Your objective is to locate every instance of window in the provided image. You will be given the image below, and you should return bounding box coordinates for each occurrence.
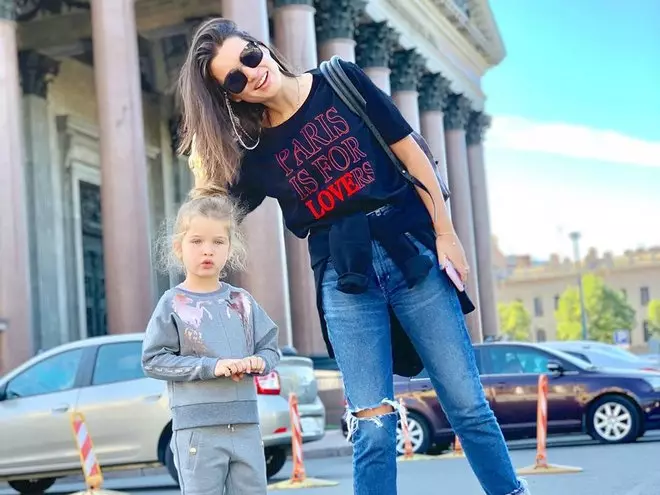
[554,295,560,310]
[643,321,652,343]
[484,347,550,375]
[621,289,627,299]
[641,287,650,306]
[92,342,145,386]
[536,329,547,342]
[534,297,544,317]
[6,349,83,399]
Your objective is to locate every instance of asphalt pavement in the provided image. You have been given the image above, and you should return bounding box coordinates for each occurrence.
[2,434,659,495]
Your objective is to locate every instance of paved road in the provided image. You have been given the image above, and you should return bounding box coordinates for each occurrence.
[3,435,659,495]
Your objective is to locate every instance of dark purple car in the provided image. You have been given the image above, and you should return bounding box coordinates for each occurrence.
[341,342,660,454]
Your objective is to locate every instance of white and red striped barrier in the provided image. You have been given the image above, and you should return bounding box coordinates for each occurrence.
[268,393,338,490]
[516,374,583,475]
[70,412,103,490]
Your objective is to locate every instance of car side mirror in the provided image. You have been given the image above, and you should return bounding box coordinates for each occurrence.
[547,361,563,375]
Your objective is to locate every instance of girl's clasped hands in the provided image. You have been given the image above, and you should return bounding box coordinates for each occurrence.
[214,355,266,382]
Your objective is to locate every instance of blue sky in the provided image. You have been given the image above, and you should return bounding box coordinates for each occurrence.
[481,0,660,259]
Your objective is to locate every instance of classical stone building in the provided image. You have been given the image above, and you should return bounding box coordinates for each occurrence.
[496,245,660,350]
[0,0,505,372]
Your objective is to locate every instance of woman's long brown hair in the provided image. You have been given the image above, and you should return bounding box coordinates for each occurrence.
[177,18,297,189]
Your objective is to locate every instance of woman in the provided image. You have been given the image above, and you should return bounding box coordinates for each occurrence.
[178,17,530,495]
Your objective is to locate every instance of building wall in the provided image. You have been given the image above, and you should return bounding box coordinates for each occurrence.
[496,250,660,348]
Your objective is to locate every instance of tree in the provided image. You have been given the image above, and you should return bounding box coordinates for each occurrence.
[498,301,531,341]
[555,273,636,343]
[648,299,660,337]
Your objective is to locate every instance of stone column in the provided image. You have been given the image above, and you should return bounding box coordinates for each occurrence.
[0,4,34,372]
[418,72,451,196]
[223,0,293,346]
[389,49,425,133]
[90,0,154,334]
[443,93,482,342]
[273,0,317,72]
[315,0,365,63]
[467,111,499,340]
[19,50,69,351]
[222,0,269,41]
[272,0,323,354]
[355,21,398,95]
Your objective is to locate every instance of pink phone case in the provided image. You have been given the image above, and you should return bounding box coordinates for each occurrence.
[444,260,465,291]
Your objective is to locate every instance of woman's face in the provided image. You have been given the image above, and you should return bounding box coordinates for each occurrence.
[209,36,283,103]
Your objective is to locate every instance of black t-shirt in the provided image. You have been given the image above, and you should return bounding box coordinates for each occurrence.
[230,60,414,238]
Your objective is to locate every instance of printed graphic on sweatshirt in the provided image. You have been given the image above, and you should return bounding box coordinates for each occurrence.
[226,291,254,354]
[273,106,376,220]
[172,294,212,356]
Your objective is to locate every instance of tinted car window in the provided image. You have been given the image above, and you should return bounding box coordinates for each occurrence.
[92,342,145,386]
[485,347,550,375]
[6,348,84,399]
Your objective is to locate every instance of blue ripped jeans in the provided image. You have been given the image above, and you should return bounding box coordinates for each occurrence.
[322,237,530,495]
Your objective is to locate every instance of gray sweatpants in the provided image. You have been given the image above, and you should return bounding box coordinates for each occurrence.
[170,423,267,494]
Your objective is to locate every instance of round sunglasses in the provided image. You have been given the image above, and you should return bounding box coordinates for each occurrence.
[222,41,264,94]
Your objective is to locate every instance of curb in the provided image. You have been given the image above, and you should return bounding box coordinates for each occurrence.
[303,443,353,460]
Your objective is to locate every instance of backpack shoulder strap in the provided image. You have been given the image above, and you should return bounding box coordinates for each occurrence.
[319,56,424,192]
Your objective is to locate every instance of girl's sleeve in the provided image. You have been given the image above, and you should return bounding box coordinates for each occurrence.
[141,294,219,382]
[249,295,281,375]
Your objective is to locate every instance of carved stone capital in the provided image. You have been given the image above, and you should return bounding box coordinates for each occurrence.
[389,49,425,92]
[466,111,491,145]
[418,73,451,112]
[273,0,313,6]
[0,0,15,20]
[314,0,366,43]
[355,21,398,69]
[18,50,60,98]
[443,93,472,130]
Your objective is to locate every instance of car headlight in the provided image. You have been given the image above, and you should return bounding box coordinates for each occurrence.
[644,376,660,391]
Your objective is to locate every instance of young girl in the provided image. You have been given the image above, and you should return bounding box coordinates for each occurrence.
[141,190,279,495]
[177,17,530,495]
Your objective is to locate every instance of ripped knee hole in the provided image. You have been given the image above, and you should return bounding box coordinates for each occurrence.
[354,404,394,418]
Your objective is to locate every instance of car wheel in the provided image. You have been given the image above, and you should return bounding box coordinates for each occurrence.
[588,395,640,444]
[8,478,56,494]
[164,444,179,486]
[265,447,287,479]
[396,411,431,455]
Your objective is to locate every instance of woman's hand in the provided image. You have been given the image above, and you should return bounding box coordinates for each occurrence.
[435,232,470,282]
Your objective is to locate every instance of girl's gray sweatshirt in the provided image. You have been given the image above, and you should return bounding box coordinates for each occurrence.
[141,284,280,431]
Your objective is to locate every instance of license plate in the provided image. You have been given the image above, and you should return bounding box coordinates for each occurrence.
[300,417,319,434]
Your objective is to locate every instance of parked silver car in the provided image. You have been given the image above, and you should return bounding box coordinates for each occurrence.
[0,334,296,494]
[540,341,660,373]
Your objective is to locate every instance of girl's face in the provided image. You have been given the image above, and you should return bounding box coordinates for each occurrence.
[209,36,283,103]
[176,216,230,281]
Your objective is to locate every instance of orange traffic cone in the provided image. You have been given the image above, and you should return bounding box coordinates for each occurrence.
[268,393,338,490]
[397,398,435,462]
[436,433,466,460]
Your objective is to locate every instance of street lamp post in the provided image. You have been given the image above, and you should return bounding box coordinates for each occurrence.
[569,232,589,340]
